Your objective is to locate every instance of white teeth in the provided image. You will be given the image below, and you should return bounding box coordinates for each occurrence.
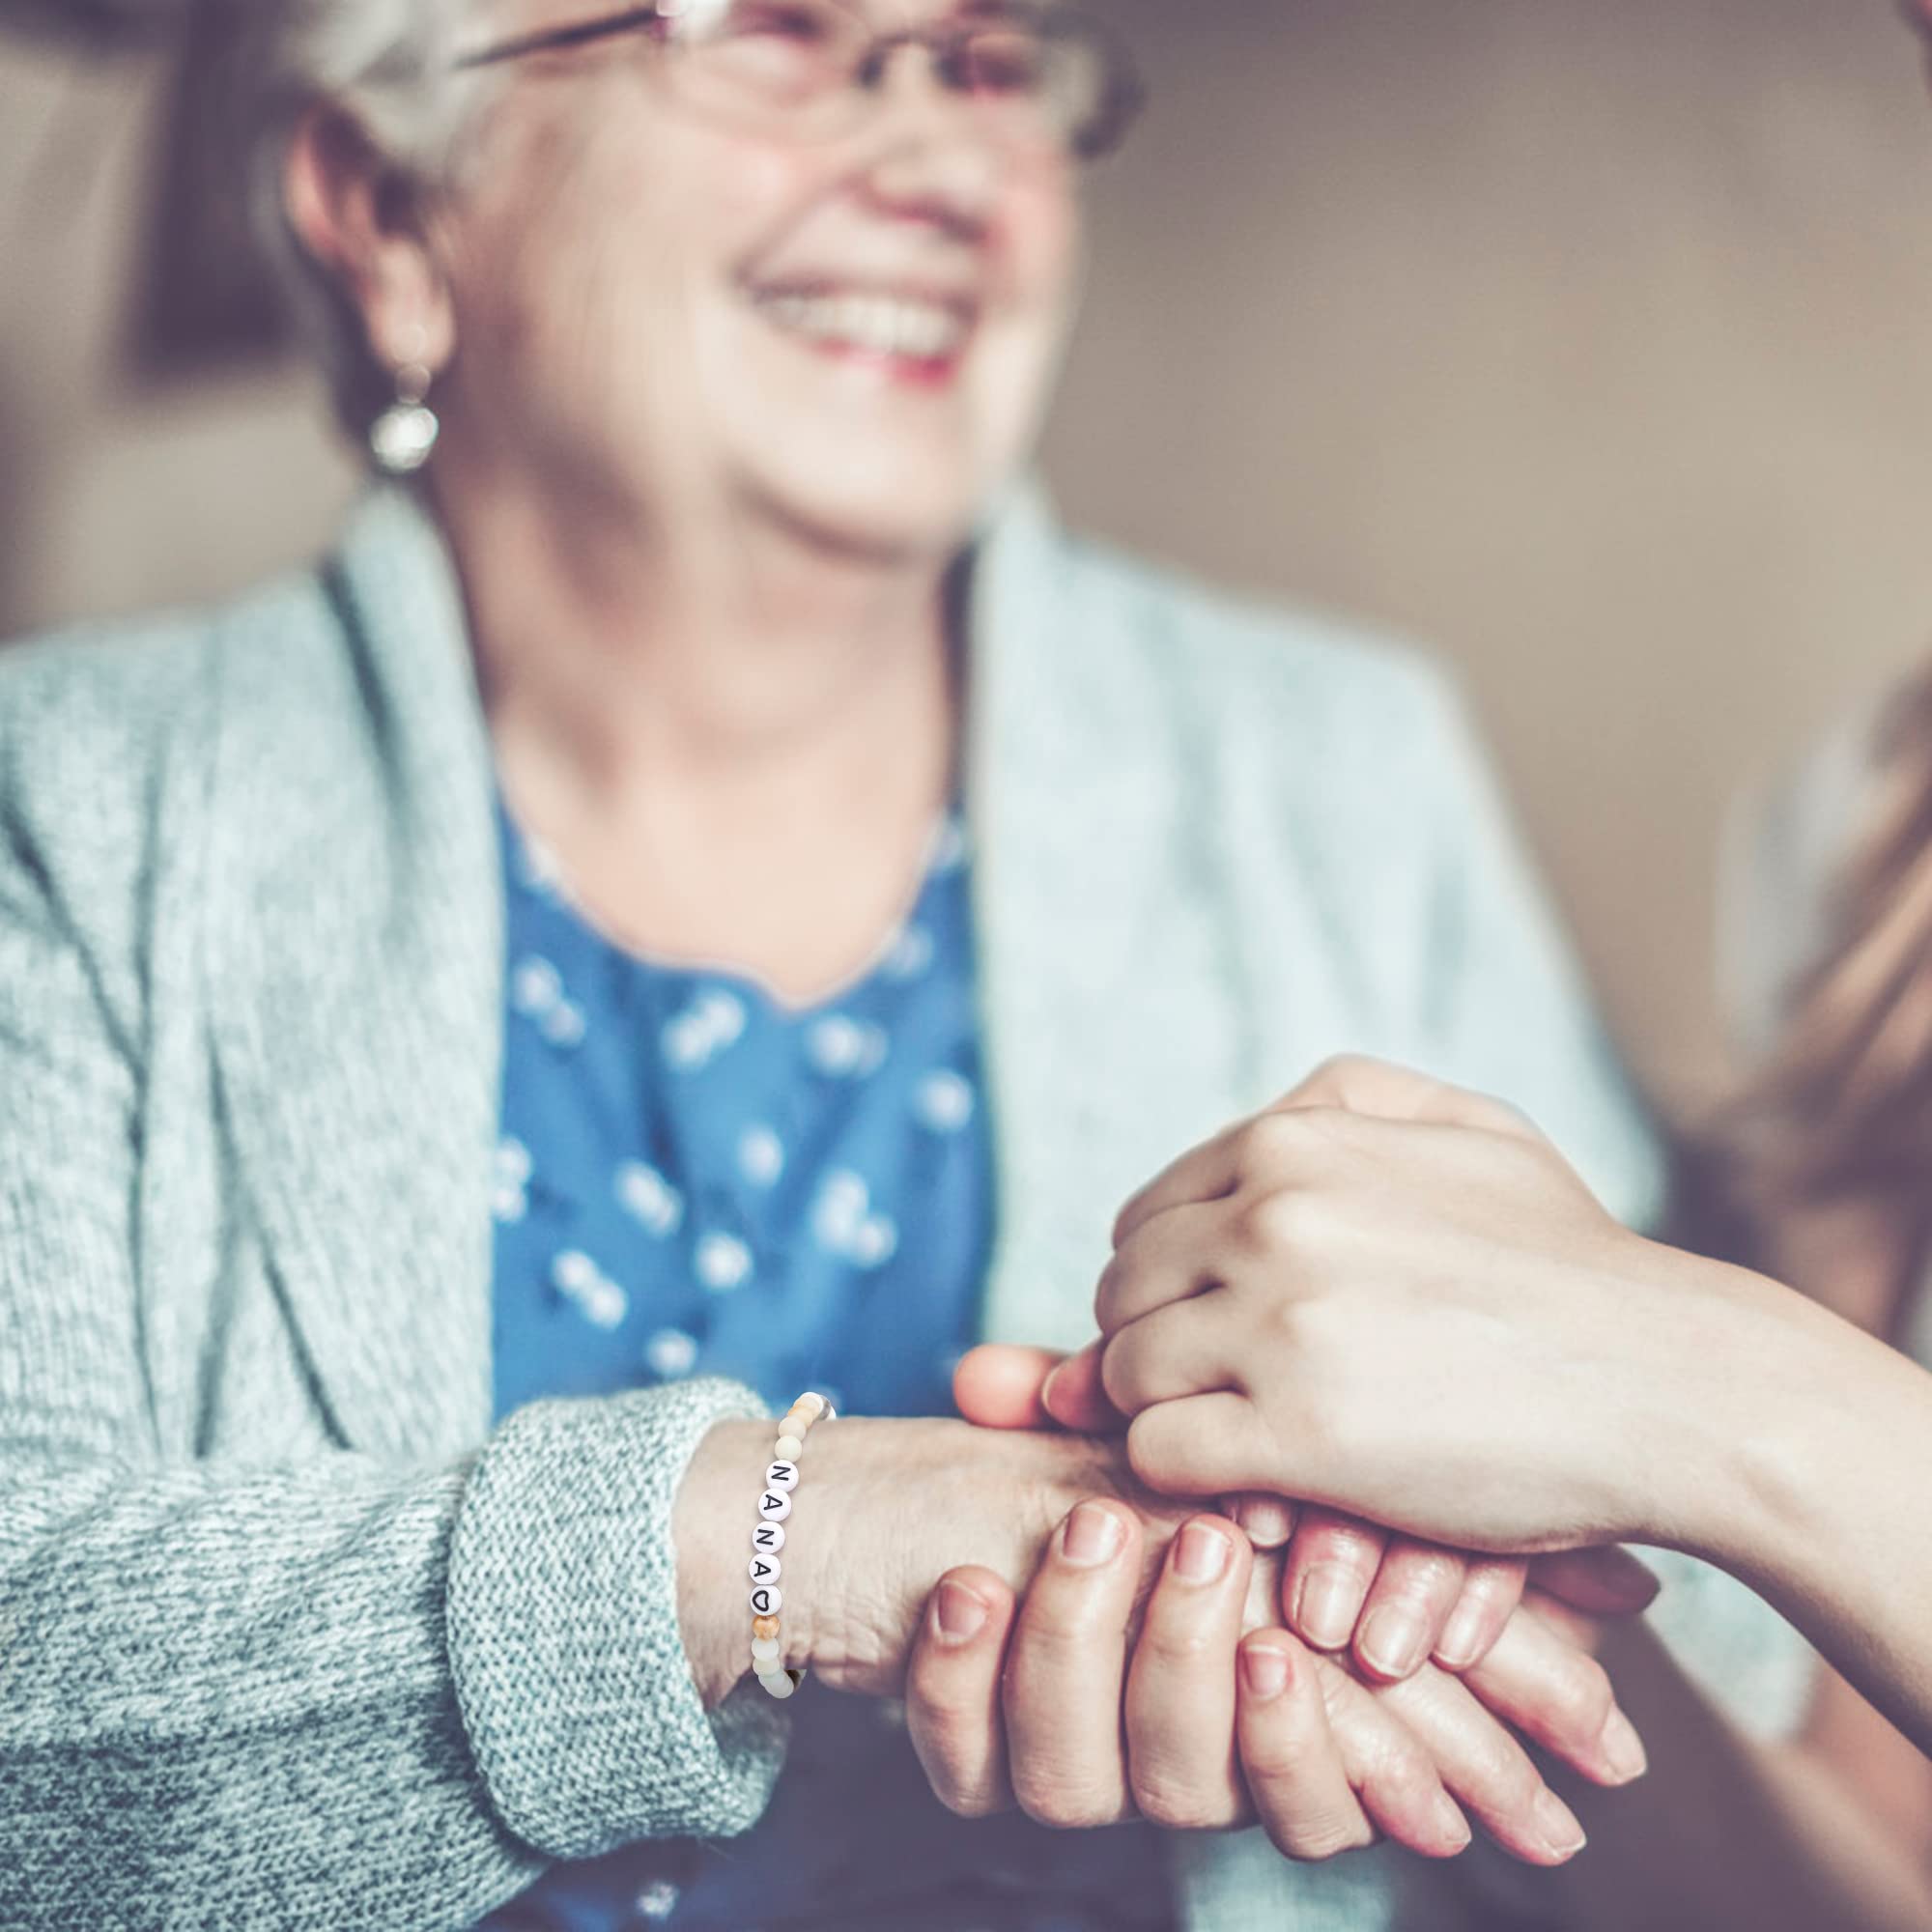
[755,289,969,360]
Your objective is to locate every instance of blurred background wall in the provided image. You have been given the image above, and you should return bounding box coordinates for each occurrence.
[6,0,1932,1112]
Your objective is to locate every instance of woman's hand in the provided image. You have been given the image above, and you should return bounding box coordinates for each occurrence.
[958,1343,1661,1687]
[903,1496,1644,1868]
[1078,1055,1789,1557]
[672,1410,1215,1706]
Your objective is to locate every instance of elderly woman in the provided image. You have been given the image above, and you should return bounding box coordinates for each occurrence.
[0,3,1804,1929]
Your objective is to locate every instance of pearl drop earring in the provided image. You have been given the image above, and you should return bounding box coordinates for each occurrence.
[368,325,440,475]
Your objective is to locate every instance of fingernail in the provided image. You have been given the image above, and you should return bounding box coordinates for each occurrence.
[933,1580,989,1646]
[1295,1564,1365,1651]
[1434,1603,1487,1672]
[1231,1496,1294,1548]
[1062,1502,1125,1568]
[1534,1788,1588,1859]
[1241,1644,1292,1701]
[1599,1708,1648,1783]
[1175,1521,1232,1584]
[1358,1604,1429,1680]
[1433,1791,1473,1852]
[1039,1361,1066,1413]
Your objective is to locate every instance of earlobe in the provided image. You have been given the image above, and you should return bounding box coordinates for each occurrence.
[283,103,457,380]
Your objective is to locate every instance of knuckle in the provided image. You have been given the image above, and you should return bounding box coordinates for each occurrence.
[1011,1768,1121,1831]
[1269,1810,1376,1863]
[1383,1544,1465,1596]
[1234,1185,1315,1262]
[1297,1514,1383,1573]
[1240,1108,1313,1176]
[1139,1615,1219,1671]
[1131,1769,1223,1833]
[1124,1406,1178,1488]
[1361,1741,1436,1819]
[1100,1334,1148,1413]
[936,1777,1002,1820]
[1548,1657,1614,1739]
[1243,1717,1325,1784]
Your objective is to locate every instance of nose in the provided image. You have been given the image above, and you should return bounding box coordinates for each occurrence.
[854,42,1007,236]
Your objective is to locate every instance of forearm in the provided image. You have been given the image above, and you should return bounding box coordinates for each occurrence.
[1663,1257,1932,1753]
[1534,1618,1932,1932]
[674,1414,1126,1706]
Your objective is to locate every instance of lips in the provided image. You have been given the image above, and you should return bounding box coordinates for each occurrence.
[749,281,979,368]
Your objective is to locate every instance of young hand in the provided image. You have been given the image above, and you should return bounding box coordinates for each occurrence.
[1077,1055,1778,1556]
[958,1343,1660,1686]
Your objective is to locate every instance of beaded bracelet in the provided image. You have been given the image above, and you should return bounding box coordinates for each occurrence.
[750,1391,834,1700]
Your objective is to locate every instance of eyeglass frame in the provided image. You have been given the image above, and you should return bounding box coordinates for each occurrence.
[449,2,1147,161]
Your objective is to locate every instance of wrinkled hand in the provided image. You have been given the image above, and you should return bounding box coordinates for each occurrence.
[907,1350,1652,1869]
[904,1492,1643,1868]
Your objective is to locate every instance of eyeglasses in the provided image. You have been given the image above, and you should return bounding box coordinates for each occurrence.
[452,1,1145,161]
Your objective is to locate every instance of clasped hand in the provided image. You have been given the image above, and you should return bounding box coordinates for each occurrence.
[896,1349,1653,1868]
[886,1055,1703,1869]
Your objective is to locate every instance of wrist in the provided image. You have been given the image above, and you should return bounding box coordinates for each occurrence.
[1613,1241,1804,1557]
[1697,1279,1922,1600]
[676,1412,1131,1704]
[673,1417,775,1708]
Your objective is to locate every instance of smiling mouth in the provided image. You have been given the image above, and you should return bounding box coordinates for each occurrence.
[750,283,978,375]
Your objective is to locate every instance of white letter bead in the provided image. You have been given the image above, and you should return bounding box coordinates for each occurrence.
[757,1489,792,1521]
[750,1554,781,1586]
[759,1670,798,1700]
[751,1637,781,1664]
[774,1435,804,1462]
[751,1584,781,1617]
[753,1521,786,1554]
[765,1462,800,1492]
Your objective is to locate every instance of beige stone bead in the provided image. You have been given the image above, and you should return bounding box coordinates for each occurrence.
[795,1393,828,1419]
[753,1614,781,1641]
[758,1670,798,1701]
[774,1435,805,1462]
[752,1636,781,1665]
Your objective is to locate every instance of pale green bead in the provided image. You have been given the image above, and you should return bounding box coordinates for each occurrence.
[774,1435,804,1462]
[752,1637,781,1664]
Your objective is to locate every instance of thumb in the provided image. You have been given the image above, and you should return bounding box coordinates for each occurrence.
[952,1345,1065,1429]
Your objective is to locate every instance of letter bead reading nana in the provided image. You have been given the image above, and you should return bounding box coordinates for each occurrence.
[749,1393,834,1699]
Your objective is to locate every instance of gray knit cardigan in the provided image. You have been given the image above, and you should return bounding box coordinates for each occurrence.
[0,483,1801,1932]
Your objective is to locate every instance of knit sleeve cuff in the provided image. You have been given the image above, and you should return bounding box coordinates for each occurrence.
[445,1378,787,1859]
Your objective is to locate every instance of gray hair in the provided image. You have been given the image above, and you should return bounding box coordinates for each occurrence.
[237,0,493,437]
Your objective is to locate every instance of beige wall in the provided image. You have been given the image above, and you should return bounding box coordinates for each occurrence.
[7,2,1932,1108]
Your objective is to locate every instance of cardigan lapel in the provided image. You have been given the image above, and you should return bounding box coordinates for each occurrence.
[966,490,1255,1353]
[206,488,502,1462]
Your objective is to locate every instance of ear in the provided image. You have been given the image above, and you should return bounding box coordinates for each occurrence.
[284,104,457,378]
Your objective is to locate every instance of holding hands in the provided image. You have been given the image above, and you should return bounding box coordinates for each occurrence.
[902,1350,1653,1871]
[1058,1055,1763,1558]
[894,1054,1726,1871]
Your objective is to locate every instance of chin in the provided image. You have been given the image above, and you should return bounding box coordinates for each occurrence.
[751,447,1000,567]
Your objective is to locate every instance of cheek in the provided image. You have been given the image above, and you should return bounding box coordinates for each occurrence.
[1004,178,1083,337]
